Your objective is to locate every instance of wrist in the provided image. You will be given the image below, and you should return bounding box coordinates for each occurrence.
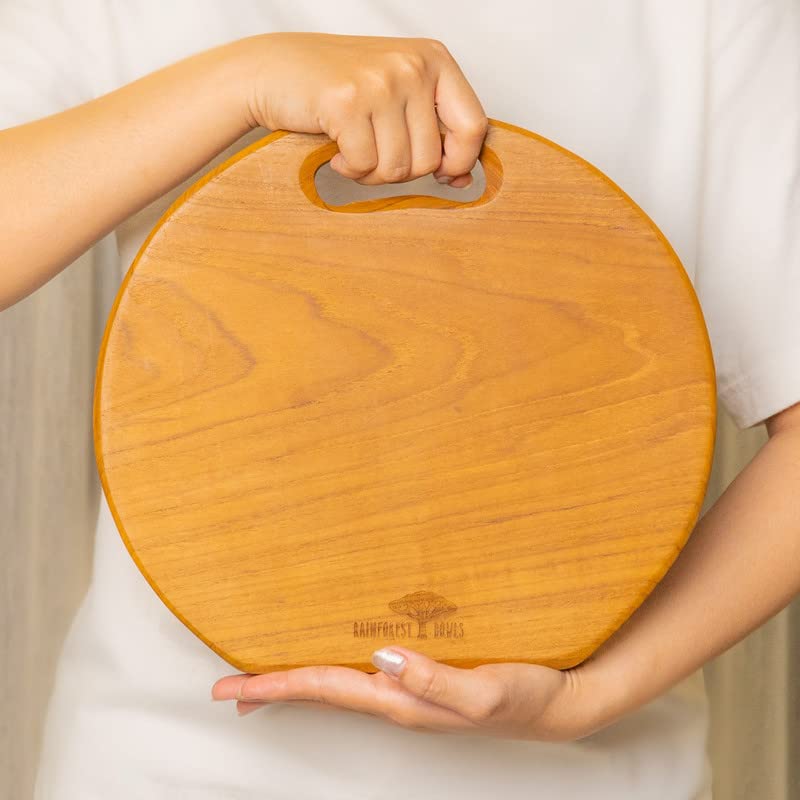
[566,653,645,738]
[175,35,278,137]
[225,32,287,131]
[201,36,270,134]
[530,664,622,742]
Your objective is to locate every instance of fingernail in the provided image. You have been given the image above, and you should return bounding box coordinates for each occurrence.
[435,175,454,184]
[211,678,245,701]
[371,648,406,677]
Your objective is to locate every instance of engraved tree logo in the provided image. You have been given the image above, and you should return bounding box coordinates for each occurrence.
[388,591,457,639]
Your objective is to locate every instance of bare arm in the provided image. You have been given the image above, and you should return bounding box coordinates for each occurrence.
[0,39,250,309]
[577,401,800,731]
[0,33,487,310]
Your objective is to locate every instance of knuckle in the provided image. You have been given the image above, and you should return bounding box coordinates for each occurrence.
[423,38,450,58]
[311,666,331,704]
[324,81,360,113]
[361,67,394,98]
[388,50,427,81]
[414,155,442,176]
[418,668,447,704]
[340,150,378,175]
[386,708,424,731]
[377,163,411,182]
[270,672,290,696]
[464,114,490,140]
[468,682,507,723]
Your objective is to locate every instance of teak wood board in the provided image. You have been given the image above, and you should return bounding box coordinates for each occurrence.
[94,119,716,673]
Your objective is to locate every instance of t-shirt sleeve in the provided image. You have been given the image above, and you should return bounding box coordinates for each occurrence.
[0,0,95,129]
[695,0,800,430]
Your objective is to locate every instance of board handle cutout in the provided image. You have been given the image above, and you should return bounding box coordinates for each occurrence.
[299,137,503,213]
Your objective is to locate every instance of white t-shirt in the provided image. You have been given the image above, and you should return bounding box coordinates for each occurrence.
[2,1,798,798]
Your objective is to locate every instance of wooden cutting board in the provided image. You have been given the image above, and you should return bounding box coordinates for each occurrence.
[94,119,716,674]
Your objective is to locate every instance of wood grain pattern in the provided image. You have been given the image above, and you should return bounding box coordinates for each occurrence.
[94,119,716,673]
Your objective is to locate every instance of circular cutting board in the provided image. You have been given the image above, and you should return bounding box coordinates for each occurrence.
[94,119,716,673]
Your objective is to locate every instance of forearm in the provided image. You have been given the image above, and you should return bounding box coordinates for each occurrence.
[0,37,260,310]
[576,417,800,733]
[0,32,487,312]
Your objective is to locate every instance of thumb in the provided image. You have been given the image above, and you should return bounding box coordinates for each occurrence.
[431,61,488,182]
[370,646,506,721]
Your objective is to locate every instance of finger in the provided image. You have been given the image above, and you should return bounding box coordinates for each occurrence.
[371,647,508,723]
[236,697,464,734]
[331,116,379,179]
[405,90,443,179]
[430,49,488,180]
[214,666,376,707]
[431,110,472,189]
[358,104,412,185]
[235,698,346,717]
[448,173,474,190]
[214,666,476,732]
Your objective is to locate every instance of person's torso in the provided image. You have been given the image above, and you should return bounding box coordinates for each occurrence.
[37,3,714,798]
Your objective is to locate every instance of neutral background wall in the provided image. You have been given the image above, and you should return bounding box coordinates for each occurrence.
[1,240,798,799]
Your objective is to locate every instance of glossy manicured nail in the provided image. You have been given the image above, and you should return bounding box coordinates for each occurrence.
[371,648,407,676]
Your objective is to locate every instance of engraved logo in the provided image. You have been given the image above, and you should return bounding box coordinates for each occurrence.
[352,590,465,640]
[388,590,457,639]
